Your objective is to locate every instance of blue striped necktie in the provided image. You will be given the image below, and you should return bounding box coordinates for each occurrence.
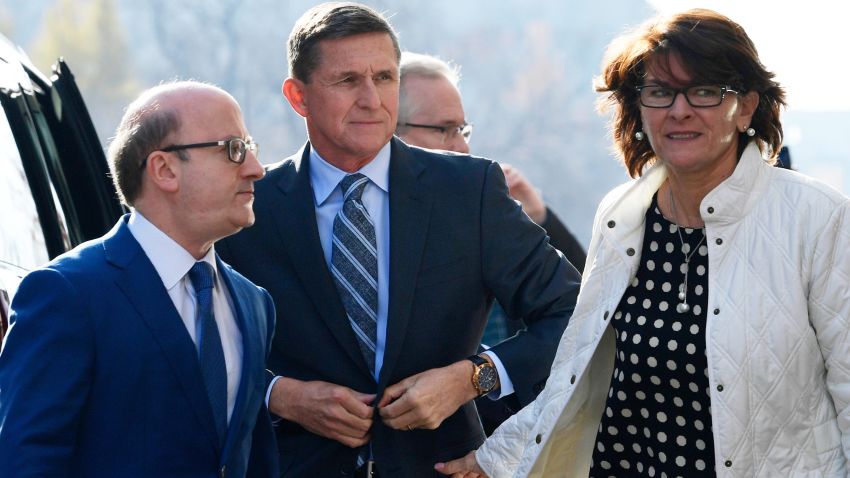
[188,261,228,446]
[331,173,378,373]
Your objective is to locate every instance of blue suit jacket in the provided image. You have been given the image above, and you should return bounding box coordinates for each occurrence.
[0,216,278,477]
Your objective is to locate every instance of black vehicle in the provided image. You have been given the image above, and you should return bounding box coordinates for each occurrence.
[0,34,124,339]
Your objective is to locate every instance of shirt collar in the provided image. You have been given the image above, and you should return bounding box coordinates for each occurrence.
[127,210,218,290]
[309,142,391,206]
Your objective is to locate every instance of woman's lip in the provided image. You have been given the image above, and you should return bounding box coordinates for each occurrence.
[666,132,701,139]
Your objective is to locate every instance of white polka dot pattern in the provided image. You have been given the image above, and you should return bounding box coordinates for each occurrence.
[590,195,715,477]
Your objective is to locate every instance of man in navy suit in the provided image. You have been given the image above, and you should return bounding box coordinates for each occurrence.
[0,81,278,477]
[218,3,580,476]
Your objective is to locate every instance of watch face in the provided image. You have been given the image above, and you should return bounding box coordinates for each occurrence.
[478,365,498,392]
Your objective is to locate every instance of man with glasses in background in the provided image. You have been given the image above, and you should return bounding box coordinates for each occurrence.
[396,52,586,276]
[395,52,587,434]
[0,81,278,478]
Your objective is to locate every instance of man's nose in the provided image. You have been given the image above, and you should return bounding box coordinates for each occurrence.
[447,132,469,154]
[356,79,381,109]
[241,149,265,180]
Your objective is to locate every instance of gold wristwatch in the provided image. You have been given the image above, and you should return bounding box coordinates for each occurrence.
[468,354,498,397]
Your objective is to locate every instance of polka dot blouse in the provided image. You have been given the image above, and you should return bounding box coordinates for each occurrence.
[589,193,715,478]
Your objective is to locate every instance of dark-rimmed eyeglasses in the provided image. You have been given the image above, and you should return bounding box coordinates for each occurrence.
[159,137,258,164]
[635,84,739,108]
[401,122,473,144]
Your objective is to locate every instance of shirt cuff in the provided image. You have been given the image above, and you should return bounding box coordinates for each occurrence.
[265,375,285,425]
[266,375,282,408]
[481,350,515,399]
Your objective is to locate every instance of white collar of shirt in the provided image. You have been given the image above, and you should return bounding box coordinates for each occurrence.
[309,142,391,206]
[126,211,218,288]
[127,211,243,421]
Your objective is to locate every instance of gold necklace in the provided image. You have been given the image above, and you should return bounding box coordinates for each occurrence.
[668,187,706,314]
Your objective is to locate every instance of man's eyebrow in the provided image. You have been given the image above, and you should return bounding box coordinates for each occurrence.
[329,70,360,79]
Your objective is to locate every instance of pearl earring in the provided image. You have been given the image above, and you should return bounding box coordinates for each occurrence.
[746,127,755,137]
[635,131,645,141]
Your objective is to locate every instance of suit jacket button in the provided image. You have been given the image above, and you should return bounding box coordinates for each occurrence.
[535,433,542,444]
[626,248,635,256]
[570,374,576,384]
[724,460,732,467]
[607,220,616,228]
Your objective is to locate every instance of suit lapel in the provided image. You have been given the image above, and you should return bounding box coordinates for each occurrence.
[103,217,220,452]
[268,144,373,378]
[216,257,258,464]
[379,139,432,386]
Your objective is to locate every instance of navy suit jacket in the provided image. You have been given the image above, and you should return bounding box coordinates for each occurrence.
[0,216,278,477]
[218,138,581,477]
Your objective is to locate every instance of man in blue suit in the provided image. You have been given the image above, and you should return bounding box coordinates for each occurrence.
[0,81,278,477]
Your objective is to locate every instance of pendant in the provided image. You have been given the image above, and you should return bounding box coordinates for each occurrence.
[676,302,690,313]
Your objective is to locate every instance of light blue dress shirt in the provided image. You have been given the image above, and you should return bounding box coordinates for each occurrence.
[309,144,392,381]
[305,143,514,398]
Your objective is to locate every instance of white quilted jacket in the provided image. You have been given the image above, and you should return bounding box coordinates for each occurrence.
[477,143,850,477]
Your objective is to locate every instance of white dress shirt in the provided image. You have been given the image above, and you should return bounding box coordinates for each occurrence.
[128,211,242,422]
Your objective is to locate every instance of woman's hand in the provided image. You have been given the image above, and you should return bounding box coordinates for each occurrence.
[434,451,488,477]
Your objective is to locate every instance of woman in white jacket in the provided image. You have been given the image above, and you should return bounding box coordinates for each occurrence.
[437,8,850,478]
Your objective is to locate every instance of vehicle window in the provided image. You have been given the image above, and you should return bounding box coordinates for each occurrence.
[0,102,50,270]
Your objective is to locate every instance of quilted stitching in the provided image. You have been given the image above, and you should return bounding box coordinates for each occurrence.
[479,144,850,477]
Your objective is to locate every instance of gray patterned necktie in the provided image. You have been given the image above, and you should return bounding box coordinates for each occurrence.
[331,173,378,372]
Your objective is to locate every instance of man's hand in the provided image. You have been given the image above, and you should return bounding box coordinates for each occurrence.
[434,451,487,477]
[378,360,477,430]
[269,377,375,448]
[500,163,547,224]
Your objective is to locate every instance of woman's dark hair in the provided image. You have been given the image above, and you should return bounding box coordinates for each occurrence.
[595,9,786,177]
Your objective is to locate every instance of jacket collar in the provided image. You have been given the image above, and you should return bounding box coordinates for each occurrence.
[601,141,770,244]
[702,141,772,226]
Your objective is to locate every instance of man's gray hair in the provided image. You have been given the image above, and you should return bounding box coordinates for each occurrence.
[397,52,461,128]
[288,2,401,83]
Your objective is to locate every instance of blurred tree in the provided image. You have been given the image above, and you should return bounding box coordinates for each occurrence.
[31,0,137,138]
[138,0,304,163]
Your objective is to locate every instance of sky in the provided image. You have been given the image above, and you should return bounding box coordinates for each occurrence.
[649,0,849,113]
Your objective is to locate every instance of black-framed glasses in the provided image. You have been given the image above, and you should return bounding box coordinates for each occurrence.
[635,84,739,108]
[401,122,473,144]
[160,137,258,164]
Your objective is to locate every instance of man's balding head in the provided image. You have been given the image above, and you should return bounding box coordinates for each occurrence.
[108,81,235,206]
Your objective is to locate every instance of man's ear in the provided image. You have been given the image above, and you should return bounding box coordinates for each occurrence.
[283,78,308,118]
[145,150,180,194]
